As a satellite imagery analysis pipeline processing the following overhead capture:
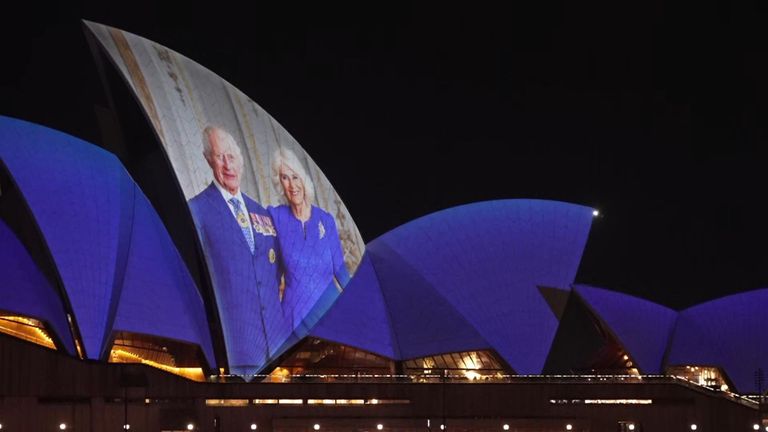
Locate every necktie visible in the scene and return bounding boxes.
[229,197,255,254]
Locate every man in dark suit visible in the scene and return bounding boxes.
[188,126,288,378]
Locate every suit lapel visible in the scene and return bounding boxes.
[202,183,254,255]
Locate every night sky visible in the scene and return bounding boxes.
[2,3,767,310]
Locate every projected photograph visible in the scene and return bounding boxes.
[86,22,364,376]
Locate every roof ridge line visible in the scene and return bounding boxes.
[366,252,404,360]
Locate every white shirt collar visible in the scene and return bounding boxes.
[213,180,245,208]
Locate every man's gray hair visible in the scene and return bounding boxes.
[202,126,244,168]
[272,146,315,205]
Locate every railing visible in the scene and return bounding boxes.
[205,373,757,406]
[212,372,691,384]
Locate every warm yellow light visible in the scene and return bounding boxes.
[205,399,249,407]
[305,399,336,405]
[583,399,652,405]
[74,338,84,359]
[462,352,481,369]
[464,371,481,380]
[0,316,56,349]
[186,423,195,431]
[313,424,320,430]
[109,349,204,382]
[266,367,291,382]
[628,424,635,431]
[59,423,67,430]
[503,425,510,431]
[566,425,573,431]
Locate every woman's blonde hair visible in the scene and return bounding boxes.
[271,146,315,205]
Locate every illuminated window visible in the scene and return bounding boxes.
[404,350,507,380]
[367,399,409,405]
[108,332,206,382]
[550,399,652,405]
[0,315,57,349]
[335,399,365,405]
[666,365,730,390]
[204,399,249,407]
[269,337,393,378]
[307,399,369,405]
[262,398,407,406]
[584,399,652,405]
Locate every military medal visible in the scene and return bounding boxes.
[251,213,277,236]
[237,212,249,228]
[318,220,326,239]
[269,248,276,264]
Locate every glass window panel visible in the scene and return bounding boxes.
[205,399,248,407]
[452,353,467,369]
[472,352,486,369]
[465,352,479,369]
[433,355,447,369]
[483,352,500,368]
[443,354,457,369]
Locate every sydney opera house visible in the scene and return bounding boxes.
[0,21,767,432]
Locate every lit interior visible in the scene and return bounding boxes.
[666,365,730,390]
[403,350,506,380]
[272,337,394,378]
[0,315,56,349]
[108,332,205,382]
